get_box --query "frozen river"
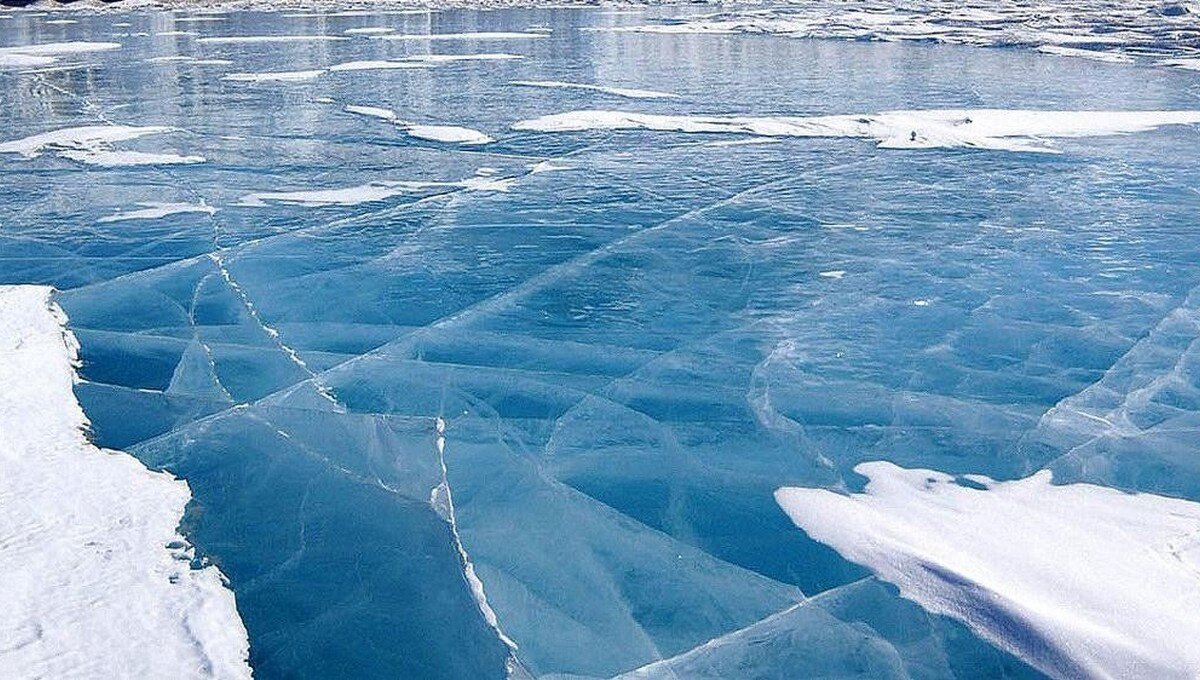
[3,4,1200,678]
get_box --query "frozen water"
[2,4,1200,679]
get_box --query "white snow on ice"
[222,69,325,82]
[343,105,494,145]
[0,285,251,680]
[0,53,57,68]
[98,201,216,223]
[511,79,677,99]
[775,461,1200,680]
[377,31,548,41]
[343,27,394,35]
[237,177,510,207]
[0,125,202,168]
[0,41,121,57]
[1035,45,1135,63]
[405,124,493,145]
[197,35,348,44]
[513,109,1200,153]
[329,60,428,72]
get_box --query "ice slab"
[511,80,678,99]
[776,461,1200,680]
[514,109,1200,153]
[0,285,250,679]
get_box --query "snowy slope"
[0,285,251,679]
[776,462,1200,680]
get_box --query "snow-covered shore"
[0,285,251,679]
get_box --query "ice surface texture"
[0,286,250,679]
[2,4,1200,679]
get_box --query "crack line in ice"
[430,416,526,677]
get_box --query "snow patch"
[0,285,251,679]
[329,60,428,72]
[237,177,509,207]
[776,461,1200,680]
[197,35,348,44]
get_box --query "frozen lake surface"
[2,4,1200,679]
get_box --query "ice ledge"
[0,285,251,679]
[776,461,1200,680]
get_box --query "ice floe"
[776,461,1200,680]
[98,201,216,223]
[0,285,250,679]
[510,79,677,99]
[513,109,1200,153]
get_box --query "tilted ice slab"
[98,201,217,223]
[775,461,1200,680]
[510,80,677,99]
[513,109,1200,153]
[0,286,250,679]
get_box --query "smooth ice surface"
[776,462,1200,680]
[4,4,1200,679]
[0,285,250,680]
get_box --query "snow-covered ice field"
[2,3,1200,678]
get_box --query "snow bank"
[0,285,251,679]
[511,79,677,99]
[775,461,1200,680]
[98,201,216,223]
[513,109,1200,153]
